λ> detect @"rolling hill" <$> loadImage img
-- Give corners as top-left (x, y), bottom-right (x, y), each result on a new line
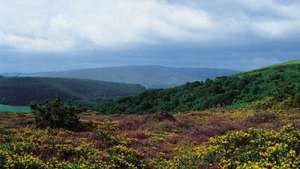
top-left (0, 77), bottom-right (145, 105)
top-left (30, 65), bottom-right (238, 88)
top-left (94, 59), bottom-right (300, 114)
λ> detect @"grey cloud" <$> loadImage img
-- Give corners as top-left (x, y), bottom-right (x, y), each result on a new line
top-left (0, 0), bottom-right (299, 72)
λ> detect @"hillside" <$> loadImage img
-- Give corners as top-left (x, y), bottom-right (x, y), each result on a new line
top-left (30, 65), bottom-right (238, 88)
top-left (1, 60), bottom-right (299, 168)
top-left (0, 77), bottom-right (145, 105)
top-left (0, 104), bottom-right (31, 113)
top-left (95, 60), bottom-right (300, 114)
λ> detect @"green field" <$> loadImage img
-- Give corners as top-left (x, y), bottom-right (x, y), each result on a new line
top-left (0, 104), bottom-right (31, 113)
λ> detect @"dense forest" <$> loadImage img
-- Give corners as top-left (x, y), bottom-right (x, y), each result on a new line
top-left (95, 61), bottom-right (300, 114)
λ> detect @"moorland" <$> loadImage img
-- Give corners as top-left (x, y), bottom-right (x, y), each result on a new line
top-left (0, 60), bottom-right (299, 169)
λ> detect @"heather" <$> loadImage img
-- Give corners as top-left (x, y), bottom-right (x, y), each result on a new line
top-left (0, 107), bottom-right (299, 168)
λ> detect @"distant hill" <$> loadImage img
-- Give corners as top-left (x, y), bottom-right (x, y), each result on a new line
top-left (94, 59), bottom-right (300, 114)
top-left (30, 65), bottom-right (239, 88)
top-left (0, 77), bottom-right (145, 105)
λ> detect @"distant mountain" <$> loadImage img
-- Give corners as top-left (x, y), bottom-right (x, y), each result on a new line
top-left (94, 59), bottom-right (300, 114)
top-left (0, 77), bottom-right (145, 105)
top-left (31, 65), bottom-right (239, 88)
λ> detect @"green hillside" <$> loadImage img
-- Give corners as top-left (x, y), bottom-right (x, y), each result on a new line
top-left (0, 77), bottom-right (145, 105)
top-left (95, 60), bottom-right (300, 114)
top-left (0, 104), bottom-right (31, 113)
top-left (269, 59), bottom-right (300, 67)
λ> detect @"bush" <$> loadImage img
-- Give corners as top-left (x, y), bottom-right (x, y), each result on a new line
top-left (31, 98), bottom-right (84, 130)
top-left (8, 155), bottom-right (47, 169)
top-left (245, 112), bottom-right (278, 124)
top-left (108, 145), bottom-right (145, 169)
top-left (200, 125), bottom-right (300, 168)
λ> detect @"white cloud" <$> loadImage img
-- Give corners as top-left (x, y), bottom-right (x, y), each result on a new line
top-left (253, 20), bottom-right (300, 39)
top-left (0, 0), bottom-right (299, 52)
top-left (0, 0), bottom-right (214, 51)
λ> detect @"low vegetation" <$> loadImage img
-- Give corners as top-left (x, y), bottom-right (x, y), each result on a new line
top-left (0, 105), bottom-right (299, 168)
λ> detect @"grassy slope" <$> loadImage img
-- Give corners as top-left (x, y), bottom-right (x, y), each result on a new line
top-left (0, 104), bottom-right (31, 113)
top-left (0, 77), bottom-right (145, 106)
top-left (95, 60), bottom-right (300, 114)
top-left (268, 59), bottom-right (300, 67)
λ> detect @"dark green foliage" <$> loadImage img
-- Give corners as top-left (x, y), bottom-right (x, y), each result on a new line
top-left (31, 99), bottom-right (83, 130)
top-left (0, 77), bottom-right (145, 105)
top-left (293, 86), bottom-right (300, 106)
top-left (95, 64), bottom-right (300, 114)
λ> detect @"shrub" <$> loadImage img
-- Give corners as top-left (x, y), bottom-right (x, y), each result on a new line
top-left (200, 125), bottom-right (300, 168)
top-left (245, 112), bottom-right (278, 124)
top-left (31, 98), bottom-right (83, 130)
top-left (147, 111), bottom-right (176, 122)
top-left (108, 145), bottom-right (145, 169)
top-left (8, 155), bottom-right (47, 169)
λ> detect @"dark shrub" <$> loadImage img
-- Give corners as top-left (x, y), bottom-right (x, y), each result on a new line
top-left (148, 111), bottom-right (176, 122)
top-left (245, 112), bottom-right (278, 124)
top-left (31, 98), bottom-right (84, 130)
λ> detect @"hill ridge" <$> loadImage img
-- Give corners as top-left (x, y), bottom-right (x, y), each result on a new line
top-left (28, 65), bottom-right (239, 88)
top-left (94, 60), bottom-right (300, 114)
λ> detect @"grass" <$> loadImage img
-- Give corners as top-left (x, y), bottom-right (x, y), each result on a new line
top-left (0, 104), bottom-right (31, 113)
top-left (273, 59), bottom-right (300, 66)
top-left (251, 59), bottom-right (300, 73)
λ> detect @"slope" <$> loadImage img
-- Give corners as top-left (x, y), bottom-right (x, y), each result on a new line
top-left (30, 65), bottom-right (238, 88)
top-left (0, 77), bottom-right (145, 105)
top-left (94, 59), bottom-right (300, 114)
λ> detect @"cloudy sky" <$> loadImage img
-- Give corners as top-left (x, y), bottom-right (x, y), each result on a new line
top-left (0, 0), bottom-right (299, 73)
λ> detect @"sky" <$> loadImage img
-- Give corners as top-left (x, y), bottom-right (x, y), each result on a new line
top-left (0, 0), bottom-right (300, 73)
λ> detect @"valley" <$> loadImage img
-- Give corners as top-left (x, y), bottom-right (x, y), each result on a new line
top-left (0, 77), bottom-right (145, 106)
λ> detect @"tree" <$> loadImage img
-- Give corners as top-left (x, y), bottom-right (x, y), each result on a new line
top-left (31, 98), bottom-right (83, 130)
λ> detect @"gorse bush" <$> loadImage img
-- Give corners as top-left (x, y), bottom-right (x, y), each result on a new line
top-left (0, 110), bottom-right (299, 169)
top-left (167, 125), bottom-right (300, 169)
top-left (108, 145), bottom-right (145, 169)
top-left (204, 125), bottom-right (300, 168)
top-left (31, 99), bottom-right (83, 130)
